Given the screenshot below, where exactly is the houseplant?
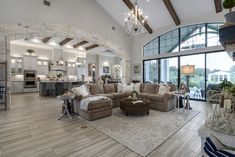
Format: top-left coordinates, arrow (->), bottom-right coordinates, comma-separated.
223,0 -> 235,22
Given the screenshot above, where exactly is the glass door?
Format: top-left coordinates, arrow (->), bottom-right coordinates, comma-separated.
180,54 -> 206,100
160,57 -> 178,87
206,51 -> 235,96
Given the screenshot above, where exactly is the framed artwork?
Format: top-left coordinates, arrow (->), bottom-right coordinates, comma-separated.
133,64 -> 141,75
103,66 -> 109,74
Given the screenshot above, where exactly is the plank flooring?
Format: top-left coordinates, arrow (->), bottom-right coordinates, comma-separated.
0,93 -> 205,157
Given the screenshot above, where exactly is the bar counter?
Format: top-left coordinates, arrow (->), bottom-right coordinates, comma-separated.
39,81 -> 83,97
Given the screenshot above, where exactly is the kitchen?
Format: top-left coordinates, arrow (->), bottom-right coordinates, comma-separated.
10,37 -> 122,96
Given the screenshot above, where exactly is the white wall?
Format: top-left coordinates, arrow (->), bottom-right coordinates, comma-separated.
0,0 -> 131,57
131,12 -> 226,82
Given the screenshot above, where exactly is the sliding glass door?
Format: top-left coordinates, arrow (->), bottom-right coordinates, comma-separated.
206,51 -> 235,93
180,54 -> 205,100
144,60 -> 158,83
160,57 -> 178,87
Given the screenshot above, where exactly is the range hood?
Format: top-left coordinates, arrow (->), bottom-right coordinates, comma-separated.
50,65 -> 67,72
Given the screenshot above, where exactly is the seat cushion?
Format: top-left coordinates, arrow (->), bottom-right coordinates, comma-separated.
148,94 -> 164,102
89,84 -> 104,95
113,93 -> 126,99
96,94 -> 114,100
143,84 -> 159,94
87,99 -> 111,110
138,93 -> 149,99
103,84 -> 116,94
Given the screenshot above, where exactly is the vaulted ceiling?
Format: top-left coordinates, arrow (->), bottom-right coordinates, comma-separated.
96,0 -> 221,32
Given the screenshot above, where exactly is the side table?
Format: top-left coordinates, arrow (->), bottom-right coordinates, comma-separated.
173,92 -> 190,113
57,94 -> 76,120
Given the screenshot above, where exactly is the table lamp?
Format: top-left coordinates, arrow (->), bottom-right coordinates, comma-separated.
181,64 -> 195,92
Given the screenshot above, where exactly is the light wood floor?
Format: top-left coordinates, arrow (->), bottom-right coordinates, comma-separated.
0,93 -> 205,157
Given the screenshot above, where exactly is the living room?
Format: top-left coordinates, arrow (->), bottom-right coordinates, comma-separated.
0,0 -> 234,157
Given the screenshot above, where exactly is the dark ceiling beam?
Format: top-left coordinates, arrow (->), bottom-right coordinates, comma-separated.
42,37 -> 51,43
214,0 -> 222,13
59,38 -> 73,46
163,0 -> 180,25
73,40 -> 89,48
85,44 -> 99,51
122,0 -> 153,34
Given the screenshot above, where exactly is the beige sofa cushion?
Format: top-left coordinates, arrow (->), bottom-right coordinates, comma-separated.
89,84 -> 104,95
103,84 -> 116,94
148,94 -> 164,102
158,85 -> 171,95
143,84 -> 159,94
113,93 -> 126,99
87,99 -> 111,110
96,94 -> 114,100
138,93 -> 149,99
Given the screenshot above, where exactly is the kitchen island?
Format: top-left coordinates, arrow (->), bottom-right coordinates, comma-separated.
39,81 -> 83,97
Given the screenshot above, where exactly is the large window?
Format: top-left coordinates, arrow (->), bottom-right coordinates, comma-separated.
207,23 -> 223,47
143,22 -> 223,57
207,51 -> 235,84
143,38 -> 159,57
180,54 -> 205,100
160,29 -> 179,54
180,24 -> 206,51
144,60 -> 158,83
160,57 -> 178,86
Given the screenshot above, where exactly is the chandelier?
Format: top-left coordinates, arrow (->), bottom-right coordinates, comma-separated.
124,0 -> 149,36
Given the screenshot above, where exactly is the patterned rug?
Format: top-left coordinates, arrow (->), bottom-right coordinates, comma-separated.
88,108 -> 200,156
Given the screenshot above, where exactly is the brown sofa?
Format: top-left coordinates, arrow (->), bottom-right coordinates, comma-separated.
73,83 -> 177,120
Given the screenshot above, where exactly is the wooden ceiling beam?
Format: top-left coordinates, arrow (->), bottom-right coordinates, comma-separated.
85,44 -> 99,51
214,0 -> 222,13
73,40 -> 89,48
59,38 -> 73,46
42,37 -> 51,43
163,0 -> 180,25
122,0 -> 153,34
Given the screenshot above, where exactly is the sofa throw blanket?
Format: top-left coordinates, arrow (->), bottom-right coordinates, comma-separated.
80,96 -> 109,111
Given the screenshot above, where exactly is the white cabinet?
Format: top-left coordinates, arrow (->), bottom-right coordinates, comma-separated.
37,60 -> 49,75
11,57 -> 23,75
23,55 -> 37,70
67,62 -> 77,75
11,81 -> 24,93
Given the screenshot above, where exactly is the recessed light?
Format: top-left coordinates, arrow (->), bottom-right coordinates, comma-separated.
31,37 -> 42,43
65,44 -> 73,49
78,47 -> 85,51
49,40 -> 58,46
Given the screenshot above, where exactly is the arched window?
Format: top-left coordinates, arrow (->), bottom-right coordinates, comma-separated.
143,22 -> 223,57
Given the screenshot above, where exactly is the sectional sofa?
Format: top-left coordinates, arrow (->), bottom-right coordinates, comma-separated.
73,83 -> 177,120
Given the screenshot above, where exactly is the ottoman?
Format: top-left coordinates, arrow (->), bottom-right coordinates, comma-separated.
78,99 -> 112,121
120,98 -> 150,116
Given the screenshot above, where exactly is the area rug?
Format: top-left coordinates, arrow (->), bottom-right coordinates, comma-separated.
88,108 -> 200,156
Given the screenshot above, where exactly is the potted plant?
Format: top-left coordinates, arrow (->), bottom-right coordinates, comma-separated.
223,0 -> 235,22
219,80 -> 233,95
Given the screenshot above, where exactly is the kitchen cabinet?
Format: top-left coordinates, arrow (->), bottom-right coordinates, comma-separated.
37,60 -> 49,75
23,55 -> 37,70
67,62 -> 77,75
11,81 -> 24,93
11,57 -> 23,75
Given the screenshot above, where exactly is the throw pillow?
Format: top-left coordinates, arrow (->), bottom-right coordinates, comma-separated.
122,83 -> 134,93
143,84 -> 158,94
71,85 -> 89,97
158,85 -> 171,95
132,83 -> 140,93
103,84 -> 116,94
117,83 -> 124,93
89,83 -> 104,95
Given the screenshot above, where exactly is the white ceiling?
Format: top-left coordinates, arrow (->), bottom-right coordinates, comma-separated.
96,0 -> 217,30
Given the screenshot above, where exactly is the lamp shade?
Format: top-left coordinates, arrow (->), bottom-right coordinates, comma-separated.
181,65 -> 195,75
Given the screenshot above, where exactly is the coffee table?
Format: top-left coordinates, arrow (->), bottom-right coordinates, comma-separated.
120,98 -> 150,116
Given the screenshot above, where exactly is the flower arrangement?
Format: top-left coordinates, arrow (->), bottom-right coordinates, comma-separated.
26,49 -> 35,54
57,72 -> 63,78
